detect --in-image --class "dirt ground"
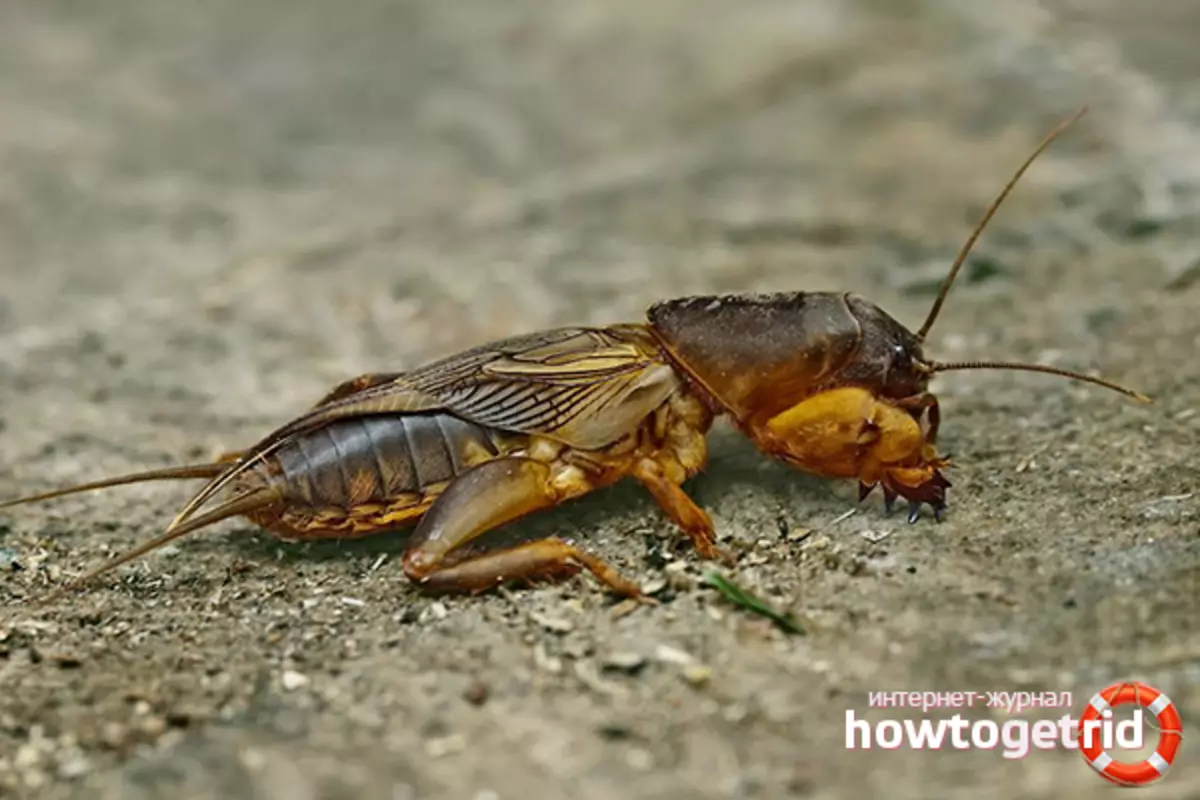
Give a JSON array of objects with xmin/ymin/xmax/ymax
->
[{"xmin": 1, "ymin": 1, "xmax": 1198, "ymax": 798}]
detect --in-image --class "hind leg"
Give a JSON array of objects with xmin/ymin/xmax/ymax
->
[{"xmin": 401, "ymin": 457, "xmax": 645, "ymax": 599}]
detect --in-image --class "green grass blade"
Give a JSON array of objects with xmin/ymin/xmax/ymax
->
[{"xmin": 703, "ymin": 571, "xmax": 805, "ymax": 635}]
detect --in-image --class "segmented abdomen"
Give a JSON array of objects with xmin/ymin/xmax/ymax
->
[{"xmin": 246, "ymin": 414, "xmax": 506, "ymax": 538}]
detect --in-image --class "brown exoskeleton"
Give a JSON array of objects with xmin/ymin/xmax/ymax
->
[{"xmin": 2, "ymin": 109, "xmax": 1149, "ymax": 602}]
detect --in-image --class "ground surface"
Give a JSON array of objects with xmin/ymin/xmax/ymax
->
[{"xmin": 1, "ymin": 1, "xmax": 1198, "ymax": 798}]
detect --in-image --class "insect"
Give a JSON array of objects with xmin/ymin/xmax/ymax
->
[{"xmin": 2, "ymin": 108, "xmax": 1149, "ymax": 603}]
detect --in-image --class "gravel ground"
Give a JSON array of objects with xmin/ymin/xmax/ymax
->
[{"xmin": 1, "ymin": 2, "xmax": 1198, "ymax": 798}]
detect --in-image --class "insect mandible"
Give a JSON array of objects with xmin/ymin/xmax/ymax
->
[{"xmin": 2, "ymin": 108, "xmax": 1150, "ymax": 603}]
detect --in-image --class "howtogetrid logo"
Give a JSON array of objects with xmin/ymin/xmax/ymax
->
[{"xmin": 1079, "ymin": 681, "xmax": 1183, "ymax": 787}]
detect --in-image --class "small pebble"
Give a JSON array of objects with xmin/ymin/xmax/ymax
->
[
  {"xmin": 463, "ymin": 680, "xmax": 490, "ymax": 706},
  {"xmin": 419, "ymin": 602, "xmax": 448, "ymax": 624},
  {"xmin": 666, "ymin": 571, "xmax": 694, "ymax": 592},
  {"xmin": 532, "ymin": 613, "xmax": 574, "ymax": 634},
  {"xmin": 640, "ymin": 577, "xmax": 667, "ymax": 596},
  {"xmin": 602, "ymin": 651, "xmax": 647, "ymax": 674},
  {"xmin": 240, "ymin": 748, "xmax": 267, "ymax": 771},
  {"xmin": 654, "ymin": 644, "xmax": 694, "ymax": 666},
  {"xmin": 626, "ymin": 747, "xmax": 654, "ymax": 771},
  {"xmin": 281, "ymin": 670, "xmax": 310, "ymax": 691},
  {"xmin": 723, "ymin": 704, "xmax": 749, "ymax": 723},
  {"xmin": 14, "ymin": 744, "xmax": 40, "ymax": 770},
  {"xmin": 425, "ymin": 734, "xmax": 466, "ymax": 758},
  {"xmin": 681, "ymin": 664, "xmax": 713, "ymax": 686},
  {"xmin": 137, "ymin": 716, "xmax": 167, "ymax": 739},
  {"xmin": 56, "ymin": 754, "xmax": 91, "ymax": 780},
  {"xmin": 100, "ymin": 723, "xmax": 125, "ymax": 750},
  {"xmin": 50, "ymin": 652, "xmax": 83, "ymax": 669},
  {"xmin": 787, "ymin": 527, "xmax": 813, "ymax": 543}
]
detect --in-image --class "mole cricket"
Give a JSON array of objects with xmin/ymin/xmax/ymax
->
[{"xmin": 1, "ymin": 108, "xmax": 1149, "ymax": 602}]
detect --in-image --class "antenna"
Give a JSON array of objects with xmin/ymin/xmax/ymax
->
[
  {"xmin": 927, "ymin": 359, "xmax": 1151, "ymax": 403},
  {"xmin": 915, "ymin": 107, "xmax": 1089, "ymax": 342}
]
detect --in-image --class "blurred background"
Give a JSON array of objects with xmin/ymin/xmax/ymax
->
[{"xmin": 1, "ymin": 1, "xmax": 1197, "ymax": 798}]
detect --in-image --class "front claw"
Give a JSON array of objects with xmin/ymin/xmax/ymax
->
[
  {"xmin": 856, "ymin": 481, "xmax": 901, "ymax": 515},
  {"xmin": 886, "ymin": 468, "xmax": 952, "ymax": 524}
]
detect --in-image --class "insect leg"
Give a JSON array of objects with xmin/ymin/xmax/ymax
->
[
  {"xmin": 754, "ymin": 387, "xmax": 950, "ymax": 520},
  {"xmin": 401, "ymin": 457, "xmax": 644, "ymax": 598},
  {"xmin": 632, "ymin": 459, "xmax": 731, "ymax": 563},
  {"xmin": 410, "ymin": 537, "xmax": 645, "ymax": 598}
]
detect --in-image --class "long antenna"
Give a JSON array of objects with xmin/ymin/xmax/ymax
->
[
  {"xmin": 928, "ymin": 359, "xmax": 1151, "ymax": 403},
  {"xmin": 915, "ymin": 107, "xmax": 1089, "ymax": 342}
]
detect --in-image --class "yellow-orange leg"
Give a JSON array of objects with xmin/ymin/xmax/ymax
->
[
  {"xmin": 412, "ymin": 537, "xmax": 645, "ymax": 597},
  {"xmin": 401, "ymin": 457, "xmax": 645, "ymax": 599},
  {"xmin": 632, "ymin": 459, "xmax": 732, "ymax": 563},
  {"xmin": 755, "ymin": 386, "xmax": 950, "ymax": 523}
]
